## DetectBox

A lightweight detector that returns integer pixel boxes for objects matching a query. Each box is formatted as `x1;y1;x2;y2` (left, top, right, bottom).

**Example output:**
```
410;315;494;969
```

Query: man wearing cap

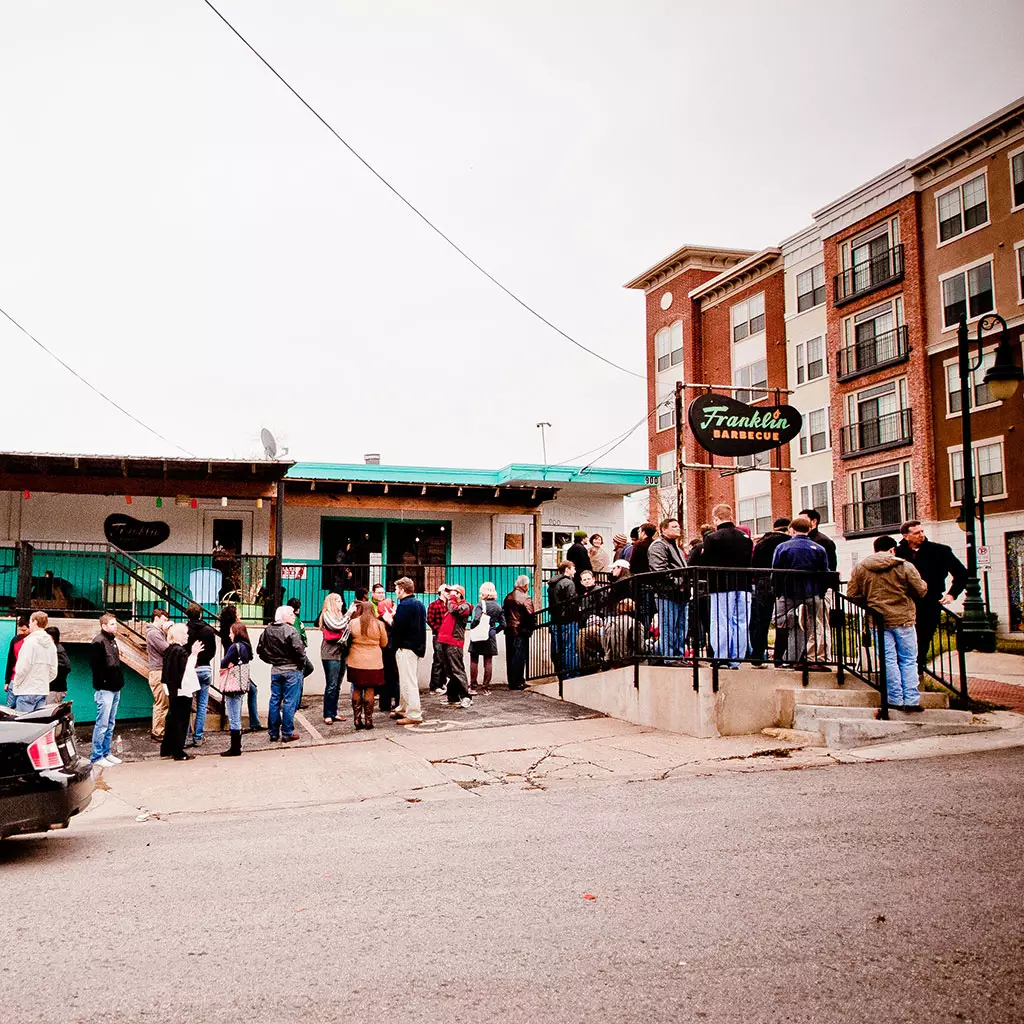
565;530;592;577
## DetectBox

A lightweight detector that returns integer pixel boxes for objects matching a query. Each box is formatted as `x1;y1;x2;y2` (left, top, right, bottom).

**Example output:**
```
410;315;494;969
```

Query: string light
256;498;263;510
156;497;163;509
126;495;133;505
191;498;198;509
221;497;228;507
22;490;30;500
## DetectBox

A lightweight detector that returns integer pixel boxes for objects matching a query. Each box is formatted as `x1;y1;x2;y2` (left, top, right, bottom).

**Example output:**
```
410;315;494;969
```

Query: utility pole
536;422;551;465
674;382;685;531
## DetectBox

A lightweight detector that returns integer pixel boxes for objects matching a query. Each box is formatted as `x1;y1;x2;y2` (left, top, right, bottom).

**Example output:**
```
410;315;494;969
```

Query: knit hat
573;530;588;541
612;533;628;547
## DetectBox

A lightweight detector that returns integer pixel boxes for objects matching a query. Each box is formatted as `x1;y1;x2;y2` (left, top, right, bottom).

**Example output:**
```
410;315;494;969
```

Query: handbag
220;659;251;695
467;603;492;642
302;654;315;678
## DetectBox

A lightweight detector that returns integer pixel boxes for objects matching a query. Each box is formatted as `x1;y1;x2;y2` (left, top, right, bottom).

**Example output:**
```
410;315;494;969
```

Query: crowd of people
3;511;968;760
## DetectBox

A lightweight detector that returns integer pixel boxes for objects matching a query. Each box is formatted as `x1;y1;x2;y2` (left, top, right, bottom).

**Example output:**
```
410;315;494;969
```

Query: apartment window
655;320;683;372
1011;149;1024;210
936;173;988;243
738;494;772;537
1017;241;1024;302
799;408;829;455
795;336;826;385
657;451;676;491
950;441;1006;502
799;482;832;525
733;359;768;404
850;462;912;532
941;259;994;329
796;264;825;312
656;383;675;432
731;292;766;341
737;450;770;471
945;350;996;414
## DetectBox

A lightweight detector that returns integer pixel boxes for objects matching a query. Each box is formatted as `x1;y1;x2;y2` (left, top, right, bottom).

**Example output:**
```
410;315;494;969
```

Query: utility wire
0;304;196;457
201;0;646;382
559;394;671;469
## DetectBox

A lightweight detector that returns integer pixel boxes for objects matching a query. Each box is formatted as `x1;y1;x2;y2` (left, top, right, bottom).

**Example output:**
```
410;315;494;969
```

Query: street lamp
956;312;1023;651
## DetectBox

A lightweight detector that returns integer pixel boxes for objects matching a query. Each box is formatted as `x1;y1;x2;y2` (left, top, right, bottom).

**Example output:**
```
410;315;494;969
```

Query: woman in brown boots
347;600;388;730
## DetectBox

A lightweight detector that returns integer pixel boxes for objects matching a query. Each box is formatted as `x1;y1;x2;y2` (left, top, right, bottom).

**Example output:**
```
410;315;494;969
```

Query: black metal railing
840;409;913;457
836;325;910;380
921;606;968;706
842;493;917;538
834;244;904;306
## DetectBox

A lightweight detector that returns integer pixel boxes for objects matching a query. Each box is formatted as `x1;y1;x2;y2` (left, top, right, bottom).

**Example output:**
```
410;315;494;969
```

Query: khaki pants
148;669;169;738
395;649;423;722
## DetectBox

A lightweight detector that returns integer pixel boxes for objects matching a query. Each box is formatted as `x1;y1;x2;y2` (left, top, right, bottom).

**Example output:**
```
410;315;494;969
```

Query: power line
201;0;646;382
558;394;674;467
0;304;196;457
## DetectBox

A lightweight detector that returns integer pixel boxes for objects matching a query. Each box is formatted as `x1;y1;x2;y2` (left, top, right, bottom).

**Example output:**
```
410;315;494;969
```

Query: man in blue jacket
391;576;426;725
772;516;829;666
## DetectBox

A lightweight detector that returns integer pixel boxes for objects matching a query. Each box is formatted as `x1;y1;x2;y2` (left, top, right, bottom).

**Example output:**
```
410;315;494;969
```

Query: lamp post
536;422;551;465
956;312;1023;651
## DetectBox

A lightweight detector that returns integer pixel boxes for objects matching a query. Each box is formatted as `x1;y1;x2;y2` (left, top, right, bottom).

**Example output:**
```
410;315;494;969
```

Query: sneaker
105;754;123;765
460;697;473;709
92;757;114;767
435;686;447;697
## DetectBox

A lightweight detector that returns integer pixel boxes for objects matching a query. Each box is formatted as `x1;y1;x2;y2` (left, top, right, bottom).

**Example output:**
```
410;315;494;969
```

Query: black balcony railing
837;325;910;380
843;492;917;537
833;244;904;306
839;409;913;457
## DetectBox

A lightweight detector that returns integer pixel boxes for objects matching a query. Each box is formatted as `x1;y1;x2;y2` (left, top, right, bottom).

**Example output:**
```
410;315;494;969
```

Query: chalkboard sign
103;514;170;552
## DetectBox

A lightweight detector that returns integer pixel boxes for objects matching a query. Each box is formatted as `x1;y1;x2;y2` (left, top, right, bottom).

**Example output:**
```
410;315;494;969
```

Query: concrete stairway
784;687;997;750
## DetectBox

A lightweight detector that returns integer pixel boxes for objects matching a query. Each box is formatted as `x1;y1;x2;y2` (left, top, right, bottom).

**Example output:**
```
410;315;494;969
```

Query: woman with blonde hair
319;592;349;725
346;600;388;729
467;581;505;695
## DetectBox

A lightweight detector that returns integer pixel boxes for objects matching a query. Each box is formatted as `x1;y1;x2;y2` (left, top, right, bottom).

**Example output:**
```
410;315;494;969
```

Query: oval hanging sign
104;514;171;552
687;393;802;457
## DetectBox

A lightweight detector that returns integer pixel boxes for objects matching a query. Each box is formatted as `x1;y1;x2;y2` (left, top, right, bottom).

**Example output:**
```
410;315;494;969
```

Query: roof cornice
688;248;782;304
623;244;755;292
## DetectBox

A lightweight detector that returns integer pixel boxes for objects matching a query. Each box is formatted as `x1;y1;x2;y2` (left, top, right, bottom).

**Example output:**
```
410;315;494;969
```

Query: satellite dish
261;428;289;460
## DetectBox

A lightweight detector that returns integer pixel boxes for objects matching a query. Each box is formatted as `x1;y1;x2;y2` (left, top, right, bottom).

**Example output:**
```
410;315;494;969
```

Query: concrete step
792;688;949;709
819;717;997;750
794;705;973;731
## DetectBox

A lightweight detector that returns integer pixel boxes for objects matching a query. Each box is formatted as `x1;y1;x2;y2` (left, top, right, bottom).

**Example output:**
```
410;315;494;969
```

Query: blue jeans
187;666;212;743
551;622;579;678
225;693;243;730
247;681;261;728
5;687;16;709
710;591;751;665
15;694;47;713
268;670;303;739
91;689;121;762
323;659;345;720
656;596;688;658
883;626;920;707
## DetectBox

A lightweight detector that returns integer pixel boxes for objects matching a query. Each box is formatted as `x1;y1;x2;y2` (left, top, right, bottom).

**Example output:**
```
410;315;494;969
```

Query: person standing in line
468;582;505;695
11;611;57;713
749;518;791;667
772;517;829;667
346;600;388;730
575;569;600;621
622;527;640;563
319;592;350;725
895;520;968;672
426;585;450;695
628;523;656;575
502;575;535;691
547;561;579;679
566;530;593;577
648;517;688;660
612;533;629;563
588;534;611;574
848;536;928;711
45;626;70;704
5;616;29;708
219;621;253;756
89;613;125;766
701;505;754;668
286;597;308;650
800;507;838;660
391;577;426;725
370;583;399;713
219;603;238;648
161;624;203;762
256;605;307;744
145;608;171;743
436;584;474;708
185;604;217;747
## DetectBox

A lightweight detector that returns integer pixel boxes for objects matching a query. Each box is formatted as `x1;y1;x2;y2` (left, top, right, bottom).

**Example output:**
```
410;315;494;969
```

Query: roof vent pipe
364;453;381;465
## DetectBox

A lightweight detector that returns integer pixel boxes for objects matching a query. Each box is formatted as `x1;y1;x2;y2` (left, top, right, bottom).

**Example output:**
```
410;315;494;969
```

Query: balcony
836;325;910;381
843;493;917;538
839;409;913;458
833;244;904;306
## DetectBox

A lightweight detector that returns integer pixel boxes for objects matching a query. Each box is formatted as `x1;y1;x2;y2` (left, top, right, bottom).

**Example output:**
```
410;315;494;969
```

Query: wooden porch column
267;478;286;610
533;510;543;608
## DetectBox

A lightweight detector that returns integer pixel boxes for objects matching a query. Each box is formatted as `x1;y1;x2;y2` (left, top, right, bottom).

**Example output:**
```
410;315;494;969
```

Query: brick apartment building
627;96;1024;633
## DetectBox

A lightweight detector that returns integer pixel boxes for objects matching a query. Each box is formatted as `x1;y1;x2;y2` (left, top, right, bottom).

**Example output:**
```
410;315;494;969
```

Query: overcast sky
1;0;1022;470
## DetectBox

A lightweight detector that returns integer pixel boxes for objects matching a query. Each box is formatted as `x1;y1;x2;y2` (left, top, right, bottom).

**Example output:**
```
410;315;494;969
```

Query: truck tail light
27;727;62;770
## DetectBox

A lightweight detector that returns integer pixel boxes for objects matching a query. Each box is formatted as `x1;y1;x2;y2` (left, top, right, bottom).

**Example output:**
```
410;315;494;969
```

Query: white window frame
730;292;766;342
799;481;833;526
938;255;995;332
935;169;990;247
799;407;831;457
733;358;768;404
656;383;675;433
849;460;913;506
736;449;770;471
839;216;900;272
1015;239;1024;304
947;436;1007;506
1009;144;1024;214
795;264;826;312
795;335;826;386
738;494;772;537
943;347;1000;417
657;450;676;492
655;320;683;373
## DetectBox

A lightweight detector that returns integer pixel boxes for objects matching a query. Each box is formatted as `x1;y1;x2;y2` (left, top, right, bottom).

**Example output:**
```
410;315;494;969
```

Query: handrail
107;545;217;623
839;408;913;457
833;244;904;305
837;324;910;380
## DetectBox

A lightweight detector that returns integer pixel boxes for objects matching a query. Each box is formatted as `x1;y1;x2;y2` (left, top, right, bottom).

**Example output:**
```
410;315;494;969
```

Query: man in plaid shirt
426;584;450;694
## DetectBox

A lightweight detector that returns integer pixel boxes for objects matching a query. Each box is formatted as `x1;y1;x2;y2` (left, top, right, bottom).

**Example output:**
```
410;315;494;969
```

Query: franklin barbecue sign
687;394;802;457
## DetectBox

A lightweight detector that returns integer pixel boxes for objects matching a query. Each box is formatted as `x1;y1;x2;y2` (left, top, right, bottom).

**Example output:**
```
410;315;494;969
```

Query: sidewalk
963;651;1024;713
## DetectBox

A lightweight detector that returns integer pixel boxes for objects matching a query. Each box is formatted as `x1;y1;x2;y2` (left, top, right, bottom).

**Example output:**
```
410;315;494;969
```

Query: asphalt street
2;748;1022;1024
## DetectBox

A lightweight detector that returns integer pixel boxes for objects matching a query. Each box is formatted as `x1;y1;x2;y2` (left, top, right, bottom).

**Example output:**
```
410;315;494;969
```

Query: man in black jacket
391;577;426;725
257;605;307;743
565;531;592;577
896;520;968;670
701;504;754;667
547;561;579;678
800;508;838;572
185;603;218;747
750;518;790;665
648;517;688;659
89;614;125;766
